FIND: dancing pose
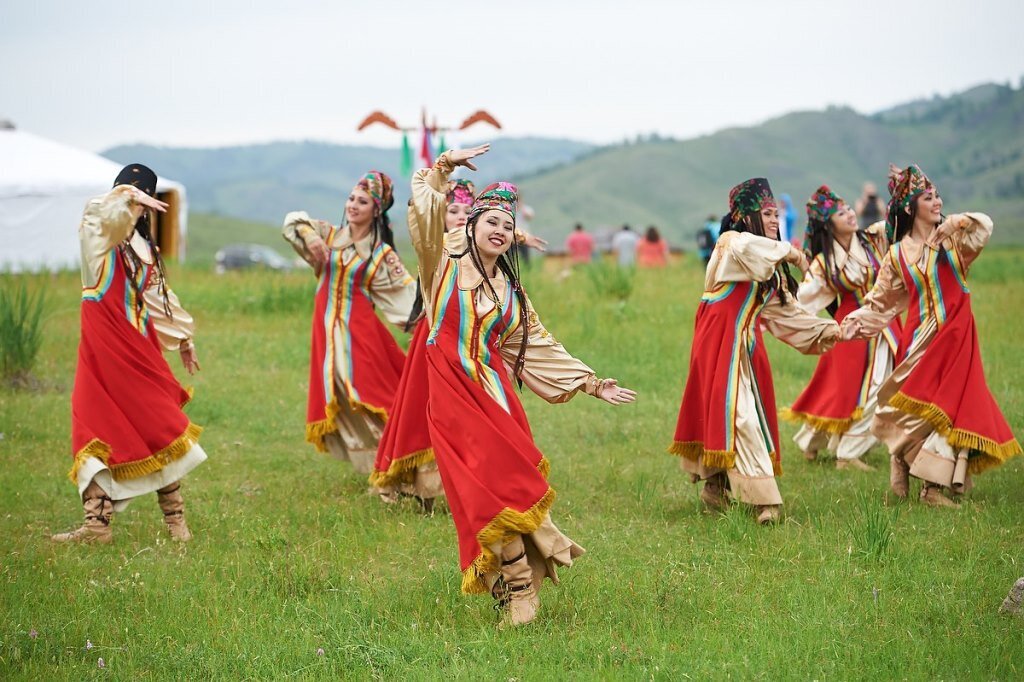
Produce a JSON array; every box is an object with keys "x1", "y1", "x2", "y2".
[
  {"x1": 53, "y1": 164, "x2": 204, "y2": 544},
  {"x1": 370, "y1": 179, "x2": 547, "y2": 510},
  {"x1": 669, "y1": 178, "x2": 839, "y2": 524},
  {"x1": 410, "y1": 146, "x2": 635, "y2": 626},
  {"x1": 283, "y1": 171, "x2": 417, "y2": 473},
  {"x1": 782, "y1": 186, "x2": 902, "y2": 471},
  {"x1": 842, "y1": 165, "x2": 1021, "y2": 505}
]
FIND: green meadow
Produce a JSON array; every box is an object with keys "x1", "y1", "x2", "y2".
[{"x1": 1, "y1": 242, "x2": 1022, "y2": 679}]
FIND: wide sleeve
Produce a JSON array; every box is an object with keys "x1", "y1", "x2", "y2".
[
  {"x1": 951, "y1": 212, "x2": 993, "y2": 272},
  {"x1": 282, "y1": 211, "x2": 332, "y2": 268},
  {"x1": 408, "y1": 154, "x2": 454, "y2": 302},
  {"x1": 143, "y1": 277, "x2": 196, "y2": 352},
  {"x1": 713, "y1": 231, "x2": 797, "y2": 283},
  {"x1": 80, "y1": 185, "x2": 138, "y2": 252},
  {"x1": 368, "y1": 246, "x2": 418, "y2": 328},
  {"x1": 843, "y1": 248, "x2": 909, "y2": 339},
  {"x1": 500, "y1": 297, "x2": 604, "y2": 404},
  {"x1": 761, "y1": 292, "x2": 840, "y2": 355},
  {"x1": 795, "y1": 256, "x2": 836, "y2": 316}
]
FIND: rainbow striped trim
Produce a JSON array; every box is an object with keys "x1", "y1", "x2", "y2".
[
  {"x1": 427, "y1": 259, "x2": 458, "y2": 346},
  {"x1": 701, "y1": 283, "x2": 737, "y2": 304},
  {"x1": 81, "y1": 250, "x2": 116, "y2": 302},
  {"x1": 723, "y1": 285, "x2": 759, "y2": 451}
]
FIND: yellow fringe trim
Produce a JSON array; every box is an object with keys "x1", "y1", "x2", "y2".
[
  {"x1": 667, "y1": 441, "x2": 737, "y2": 470},
  {"x1": 537, "y1": 456, "x2": 551, "y2": 479},
  {"x1": 888, "y1": 392, "x2": 1022, "y2": 474},
  {"x1": 368, "y1": 447, "x2": 435, "y2": 488},
  {"x1": 182, "y1": 385, "x2": 195, "y2": 407},
  {"x1": 305, "y1": 399, "x2": 343, "y2": 453},
  {"x1": 779, "y1": 406, "x2": 863, "y2": 435},
  {"x1": 460, "y1": 487, "x2": 556, "y2": 595},
  {"x1": 68, "y1": 422, "x2": 203, "y2": 485}
]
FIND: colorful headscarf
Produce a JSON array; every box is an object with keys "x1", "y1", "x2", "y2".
[
  {"x1": 469, "y1": 181, "x2": 517, "y2": 224},
  {"x1": 446, "y1": 178, "x2": 476, "y2": 207},
  {"x1": 354, "y1": 170, "x2": 394, "y2": 212},
  {"x1": 728, "y1": 177, "x2": 776, "y2": 222},
  {"x1": 803, "y1": 185, "x2": 844, "y2": 251},
  {"x1": 885, "y1": 163, "x2": 934, "y2": 240}
]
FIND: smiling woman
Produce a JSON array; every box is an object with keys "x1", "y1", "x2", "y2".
[{"x1": 409, "y1": 145, "x2": 636, "y2": 627}]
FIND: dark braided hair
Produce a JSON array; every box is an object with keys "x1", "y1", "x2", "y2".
[
  {"x1": 805, "y1": 216, "x2": 874, "y2": 318},
  {"x1": 720, "y1": 211, "x2": 799, "y2": 305},
  {"x1": 462, "y1": 214, "x2": 530, "y2": 387},
  {"x1": 121, "y1": 210, "x2": 173, "y2": 320}
]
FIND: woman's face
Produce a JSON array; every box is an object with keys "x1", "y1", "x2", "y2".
[
  {"x1": 445, "y1": 202, "x2": 472, "y2": 232},
  {"x1": 760, "y1": 204, "x2": 780, "y2": 239},
  {"x1": 345, "y1": 188, "x2": 376, "y2": 228},
  {"x1": 830, "y1": 202, "x2": 859, "y2": 238},
  {"x1": 914, "y1": 189, "x2": 943, "y2": 227},
  {"x1": 473, "y1": 209, "x2": 515, "y2": 260}
]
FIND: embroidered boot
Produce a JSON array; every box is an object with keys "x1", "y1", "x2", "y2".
[
  {"x1": 157, "y1": 482, "x2": 193, "y2": 541},
  {"x1": 836, "y1": 458, "x2": 876, "y2": 472},
  {"x1": 699, "y1": 473, "x2": 730, "y2": 512},
  {"x1": 51, "y1": 481, "x2": 113, "y2": 544},
  {"x1": 498, "y1": 535, "x2": 539, "y2": 628},
  {"x1": 890, "y1": 456, "x2": 910, "y2": 499}
]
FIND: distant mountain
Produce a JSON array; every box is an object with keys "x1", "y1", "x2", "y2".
[
  {"x1": 518, "y1": 82, "x2": 1024, "y2": 245},
  {"x1": 103, "y1": 137, "x2": 595, "y2": 225}
]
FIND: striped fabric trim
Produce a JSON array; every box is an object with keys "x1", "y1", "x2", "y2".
[{"x1": 82, "y1": 250, "x2": 116, "y2": 302}]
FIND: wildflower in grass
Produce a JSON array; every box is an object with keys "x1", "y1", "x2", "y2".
[
  {"x1": 98, "y1": 657, "x2": 105, "y2": 668},
  {"x1": 86, "y1": 639, "x2": 94, "y2": 650},
  {"x1": 317, "y1": 647, "x2": 325, "y2": 657},
  {"x1": 29, "y1": 629, "x2": 38, "y2": 639}
]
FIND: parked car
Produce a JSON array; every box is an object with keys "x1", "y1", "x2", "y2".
[{"x1": 214, "y1": 244, "x2": 293, "y2": 274}]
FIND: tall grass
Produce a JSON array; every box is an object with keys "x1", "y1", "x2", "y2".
[
  {"x1": 0, "y1": 280, "x2": 46, "y2": 387},
  {"x1": 584, "y1": 261, "x2": 635, "y2": 302}
]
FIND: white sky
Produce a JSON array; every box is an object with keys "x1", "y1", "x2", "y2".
[{"x1": 2, "y1": 0, "x2": 1022, "y2": 151}]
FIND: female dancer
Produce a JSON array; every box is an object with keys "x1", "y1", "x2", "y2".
[
  {"x1": 782, "y1": 186, "x2": 901, "y2": 471},
  {"x1": 53, "y1": 164, "x2": 204, "y2": 544},
  {"x1": 669, "y1": 178, "x2": 840, "y2": 525},
  {"x1": 283, "y1": 171, "x2": 418, "y2": 473},
  {"x1": 410, "y1": 145, "x2": 636, "y2": 626},
  {"x1": 842, "y1": 165, "x2": 1021, "y2": 505},
  {"x1": 370, "y1": 180, "x2": 546, "y2": 510}
]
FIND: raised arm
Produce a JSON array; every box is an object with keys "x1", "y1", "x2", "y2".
[
  {"x1": 927, "y1": 212, "x2": 993, "y2": 272},
  {"x1": 367, "y1": 244, "x2": 418, "y2": 329},
  {"x1": 795, "y1": 256, "x2": 837, "y2": 316},
  {"x1": 282, "y1": 211, "x2": 332, "y2": 272},
  {"x1": 713, "y1": 231, "x2": 807, "y2": 283},
  {"x1": 500, "y1": 296, "x2": 636, "y2": 405}
]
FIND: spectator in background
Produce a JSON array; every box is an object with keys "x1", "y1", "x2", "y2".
[
  {"x1": 778, "y1": 194, "x2": 800, "y2": 246},
  {"x1": 855, "y1": 182, "x2": 886, "y2": 229},
  {"x1": 610, "y1": 223, "x2": 640, "y2": 267},
  {"x1": 637, "y1": 225, "x2": 669, "y2": 267},
  {"x1": 515, "y1": 203, "x2": 536, "y2": 264},
  {"x1": 565, "y1": 222, "x2": 595, "y2": 265},
  {"x1": 696, "y1": 214, "x2": 719, "y2": 265}
]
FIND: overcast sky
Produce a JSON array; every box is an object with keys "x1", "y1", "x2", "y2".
[{"x1": 2, "y1": 0, "x2": 1022, "y2": 152}]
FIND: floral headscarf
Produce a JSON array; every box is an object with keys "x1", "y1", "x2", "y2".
[
  {"x1": 469, "y1": 181, "x2": 517, "y2": 224},
  {"x1": 885, "y1": 163, "x2": 934, "y2": 240},
  {"x1": 728, "y1": 177, "x2": 776, "y2": 222},
  {"x1": 354, "y1": 170, "x2": 394, "y2": 212},
  {"x1": 446, "y1": 178, "x2": 476, "y2": 207}
]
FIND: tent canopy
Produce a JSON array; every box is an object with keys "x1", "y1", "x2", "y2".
[{"x1": 0, "y1": 129, "x2": 188, "y2": 272}]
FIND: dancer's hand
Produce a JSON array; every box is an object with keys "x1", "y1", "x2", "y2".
[
  {"x1": 598, "y1": 378, "x2": 637, "y2": 406},
  {"x1": 128, "y1": 186, "x2": 169, "y2": 213},
  {"x1": 785, "y1": 245, "x2": 809, "y2": 274},
  {"x1": 840, "y1": 317, "x2": 861, "y2": 341},
  {"x1": 449, "y1": 144, "x2": 491, "y2": 171},
  {"x1": 306, "y1": 235, "x2": 330, "y2": 271},
  {"x1": 926, "y1": 214, "x2": 967, "y2": 249},
  {"x1": 522, "y1": 232, "x2": 548, "y2": 252},
  {"x1": 181, "y1": 344, "x2": 201, "y2": 375}
]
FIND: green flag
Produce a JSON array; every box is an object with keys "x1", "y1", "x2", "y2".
[{"x1": 400, "y1": 132, "x2": 413, "y2": 178}]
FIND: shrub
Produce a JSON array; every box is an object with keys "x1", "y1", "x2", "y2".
[{"x1": 0, "y1": 281, "x2": 46, "y2": 387}]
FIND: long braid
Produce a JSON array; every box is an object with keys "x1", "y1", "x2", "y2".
[{"x1": 122, "y1": 213, "x2": 173, "y2": 320}]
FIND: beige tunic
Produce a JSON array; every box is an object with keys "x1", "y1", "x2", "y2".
[
  {"x1": 283, "y1": 212, "x2": 418, "y2": 473},
  {"x1": 76, "y1": 187, "x2": 206, "y2": 508},
  {"x1": 681, "y1": 231, "x2": 839, "y2": 506},
  {"x1": 844, "y1": 213, "x2": 993, "y2": 490},
  {"x1": 410, "y1": 157, "x2": 609, "y2": 584},
  {"x1": 791, "y1": 226, "x2": 895, "y2": 460}
]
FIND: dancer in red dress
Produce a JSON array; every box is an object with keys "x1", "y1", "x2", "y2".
[
  {"x1": 669, "y1": 178, "x2": 840, "y2": 525},
  {"x1": 842, "y1": 165, "x2": 1021, "y2": 505},
  {"x1": 409, "y1": 145, "x2": 636, "y2": 626},
  {"x1": 283, "y1": 171, "x2": 418, "y2": 473},
  {"x1": 782, "y1": 186, "x2": 902, "y2": 471},
  {"x1": 52, "y1": 164, "x2": 204, "y2": 544}
]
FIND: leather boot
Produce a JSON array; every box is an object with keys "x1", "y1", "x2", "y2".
[
  {"x1": 755, "y1": 505, "x2": 781, "y2": 525},
  {"x1": 51, "y1": 481, "x2": 113, "y2": 544},
  {"x1": 919, "y1": 484, "x2": 958, "y2": 509},
  {"x1": 498, "y1": 535, "x2": 539, "y2": 627},
  {"x1": 890, "y1": 456, "x2": 909, "y2": 499},
  {"x1": 157, "y1": 482, "x2": 192, "y2": 541},
  {"x1": 837, "y1": 458, "x2": 876, "y2": 472},
  {"x1": 699, "y1": 473, "x2": 730, "y2": 512}
]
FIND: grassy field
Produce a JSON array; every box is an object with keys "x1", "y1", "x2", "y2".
[{"x1": 1, "y1": 247, "x2": 1022, "y2": 679}]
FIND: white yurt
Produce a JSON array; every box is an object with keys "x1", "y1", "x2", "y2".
[{"x1": 0, "y1": 123, "x2": 188, "y2": 272}]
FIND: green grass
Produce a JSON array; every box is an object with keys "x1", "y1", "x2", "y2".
[{"x1": 1, "y1": 249, "x2": 1022, "y2": 679}]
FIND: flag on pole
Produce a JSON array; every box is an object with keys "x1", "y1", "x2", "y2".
[
  {"x1": 436, "y1": 133, "x2": 446, "y2": 159},
  {"x1": 400, "y1": 132, "x2": 413, "y2": 178},
  {"x1": 420, "y1": 126, "x2": 433, "y2": 167}
]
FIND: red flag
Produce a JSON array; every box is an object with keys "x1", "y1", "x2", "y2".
[{"x1": 420, "y1": 126, "x2": 433, "y2": 168}]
